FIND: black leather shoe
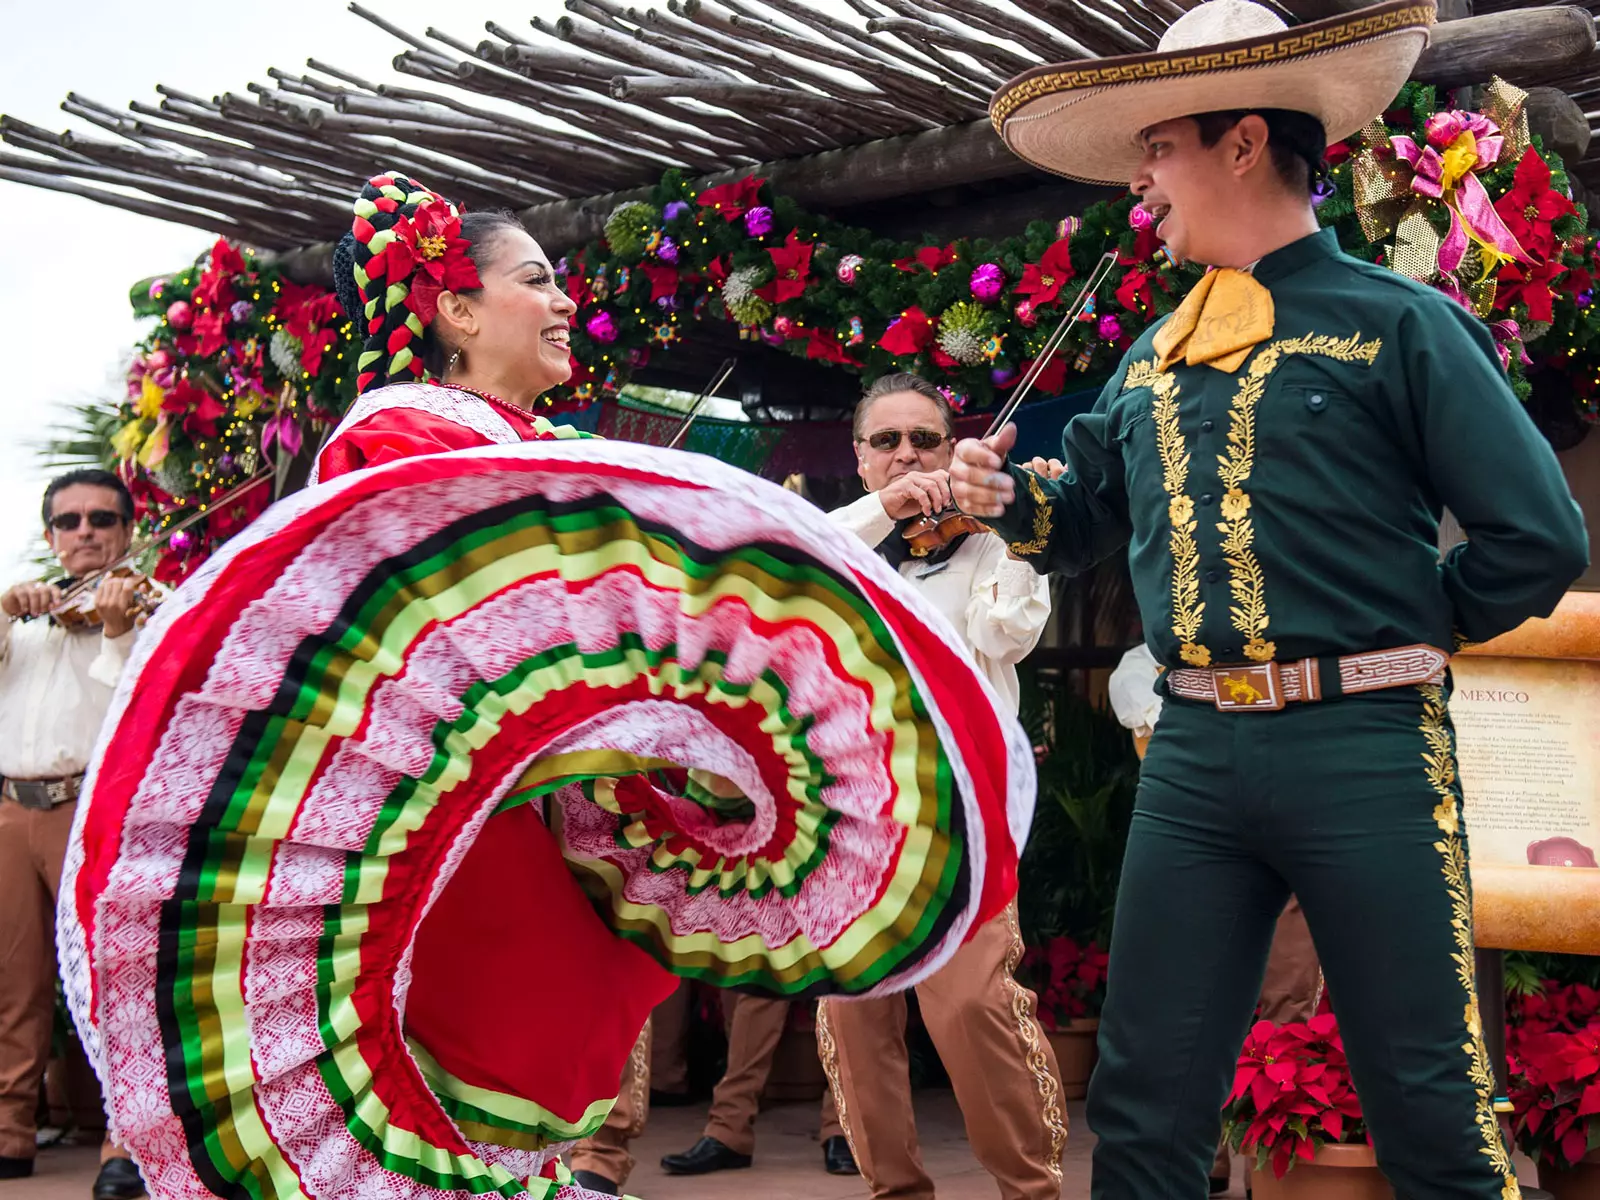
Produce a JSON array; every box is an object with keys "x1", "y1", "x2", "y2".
[
  {"x1": 570, "y1": 1169, "x2": 618, "y2": 1195},
  {"x1": 659, "y1": 1136, "x2": 752, "y2": 1175},
  {"x1": 0, "y1": 1157, "x2": 34, "y2": 1180},
  {"x1": 822, "y1": 1136, "x2": 858, "y2": 1176},
  {"x1": 1208, "y1": 1177, "x2": 1229, "y2": 1196},
  {"x1": 93, "y1": 1158, "x2": 147, "y2": 1200}
]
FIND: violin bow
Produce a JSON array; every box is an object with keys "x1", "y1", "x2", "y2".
[
  {"x1": 55, "y1": 470, "x2": 276, "y2": 605},
  {"x1": 665, "y1": 357, "x2": 738, "y2": 450},
  {"x1": 982, "y1": 250, "x2": 1119, "y2": 441}
]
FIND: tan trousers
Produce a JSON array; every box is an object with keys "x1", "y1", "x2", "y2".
[
  {"x1": 0, "y1": 799, "x2": 127, "y2": 1163},
  {"x1": 568, "y1": 1020, "x2": 653, "y2": 1186},
  {"x1": 1211, "y1": 895, "x2": 1322, "y2": 1179},
  {"x1": 650, "y1": 980, "x2": 692, "y2": 1098},
  {"x1": 703, "y1": 994, "x2": 841, "y2": 1155},
  {"x1": 819, "y1": 906, "x2": 1067, "y2": 1200}
]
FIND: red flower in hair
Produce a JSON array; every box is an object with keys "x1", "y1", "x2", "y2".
[
  {"x1": 1015, "y1": 240, "x2": 1076, "y2": 306},
  {"x1": 367, "y1": 200, "x2": 482, "y2": 325}
]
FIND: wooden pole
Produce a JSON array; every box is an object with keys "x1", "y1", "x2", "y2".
[{"x1": 1413, "y1": 6, "x2": 1595, "y2": 90}]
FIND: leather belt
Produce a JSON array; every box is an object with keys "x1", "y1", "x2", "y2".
[
  {"x1": 2, "y1": 774, "x2": 84, "y2": 809},
  {"x1": 1166, "y1": 644, "x2": 1449, "y2": 713}
]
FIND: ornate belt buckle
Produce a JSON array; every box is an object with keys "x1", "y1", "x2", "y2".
[{"x1": 1211, "y1": 665, "x2": 1284, "y2": 712}]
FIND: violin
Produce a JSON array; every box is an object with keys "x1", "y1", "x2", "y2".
[
  {"x1": 901, "y1": 508, "x2": 989, "y2": 556},
  {"x1": 901, "y1": 250, "x2": 1120, "y2": 554},
  {"x1": 50, "y1": 567, "x2": 164, "y2": 631}
]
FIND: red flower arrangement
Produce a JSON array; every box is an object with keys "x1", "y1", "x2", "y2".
[
  {"x1": 1508, "y1": 982, "x2": 1600, "y2": 1170},
  {"x1": 1023, "y1": 935, "x2": 1108, "y2": 1030},
  {"x1": 1221, "y1": 1014, "x2": 1368, "y2": 1180}
]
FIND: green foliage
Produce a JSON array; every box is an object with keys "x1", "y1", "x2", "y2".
[{"x1": 1015, "y1": 666, "x2": 1140, "y2": 950}]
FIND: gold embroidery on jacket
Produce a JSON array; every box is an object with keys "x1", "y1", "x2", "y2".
[
  {"x1": 1214, "y1": 333, "x2": 1385, "y2": 664},
  {"x1": 1418, "y1": 684, "x2": 1521, "y2": 1199},
  {"x1": 1007, "y1": 471, "x2": 1055, "y2": 557},
  {"x1": 1138, "y1": 366, "x2": 1209, "y2": 667}
]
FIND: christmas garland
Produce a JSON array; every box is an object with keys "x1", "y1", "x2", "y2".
[
  {"x1": 117, "y1": 239, "x2": 354, "y2": 582},
  {"x1": 105, "y1": 78, "x2": 1600, "y2": 581}
]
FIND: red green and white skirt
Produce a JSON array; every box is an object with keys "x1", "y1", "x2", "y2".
[{"x1": 58, "y1": 440, "x2": 1032, "y2": 1200}]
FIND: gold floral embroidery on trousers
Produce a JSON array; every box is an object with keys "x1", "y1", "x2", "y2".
[
  {"x1": 1418, "y1": 684, "x2": 1522, "y2": 1199},
  {"x1": 815, "y1": 1000, "x2": 861, "y2": 1164},
  {"x1": 1003, "y1": 903, "x2": 1068, "y2": 1181}
]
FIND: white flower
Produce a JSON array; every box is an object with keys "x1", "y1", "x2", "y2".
[{"x1": 269, "y1": 328, "x2": 303, "y2": 377}]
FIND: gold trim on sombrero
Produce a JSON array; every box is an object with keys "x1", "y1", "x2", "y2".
[{"x1": 991, "y1": 1, "x2": 1435, "y2": 129}]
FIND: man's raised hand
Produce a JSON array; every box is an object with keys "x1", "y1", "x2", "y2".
[{"x1": 951, "y1": 425, "x2": 1018, "y2": 518}]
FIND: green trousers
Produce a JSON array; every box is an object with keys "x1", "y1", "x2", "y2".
[{"x1": 1087, "y1": 684, "x2": 1520, "y2": 1199}]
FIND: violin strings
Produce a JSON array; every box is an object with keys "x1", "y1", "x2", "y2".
[
  {"x1": 983, "y1": 250, "x2": 1119, "y2": 442},
  {"x1": 666, "y1": 357, "x2": 738, "y2": 450}
]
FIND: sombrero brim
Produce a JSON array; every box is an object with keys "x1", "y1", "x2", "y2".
[{"x1": 991, "y1": 0, "x2": 1434, "y2": 184}]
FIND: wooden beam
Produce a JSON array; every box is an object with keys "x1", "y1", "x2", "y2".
[
  {"x1": 1527, "y1": 84, "x2": 1592, "y2": 164},
  {"x1": 268, "y1": 116, "x2": 1029, "y2": 284},
  {"x1": 1413, "y1": 7, "x2": 1596, "y2": 89}
]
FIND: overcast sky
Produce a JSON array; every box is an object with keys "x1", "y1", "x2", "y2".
[{"x1": 0, "y1": 0, "x2": 773, "y2": 580}]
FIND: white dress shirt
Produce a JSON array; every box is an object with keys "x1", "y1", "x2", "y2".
[
  {"x1": 0, "y1": 615, "x2": 133, "y2": 779},
  {"x1": 829, "y1": 491, "x2": 1051, "y2": 715}
]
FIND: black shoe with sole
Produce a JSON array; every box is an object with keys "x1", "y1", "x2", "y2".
[
  {"x1": 93, "y1": 1158, "x2": 147, "y2": 1200},
  {"x1": 659, "y1": 1136, "x2": 752, "y2": 1175},
  {"x1": 822, "y1": 1136, "x2": 858, "y2": 1176},
  {"x1": 0, "y1": 1157, "x2": 34, "y2": 1180},
  {"x1": 570, "y1": 1169, "x2": 618, "y2": 1195}
]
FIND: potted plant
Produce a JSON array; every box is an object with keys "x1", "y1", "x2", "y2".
[
  {"x1": 1222, "y1": 1014, "x2": 1391, "y2": 1199},
  {"x1": 1508, "y1": 980, "x2": 1600, "y2": 1197},
  {"x1": 1023, "y1": 935, "x2": 1109, "y2": 1099}
]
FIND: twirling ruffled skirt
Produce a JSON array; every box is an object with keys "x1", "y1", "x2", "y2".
[{"x1": 58, "y1": 440, "x2": 1033, "y2": 1200}]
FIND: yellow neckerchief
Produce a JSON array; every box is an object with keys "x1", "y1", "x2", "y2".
[{"x1": 1152, "y1": 266, "x2": 1275, "y2": 373}]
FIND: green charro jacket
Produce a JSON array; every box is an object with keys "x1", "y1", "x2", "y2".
[{"x1": 985, "y1": 228, "x2": 1590, "y2": 671}]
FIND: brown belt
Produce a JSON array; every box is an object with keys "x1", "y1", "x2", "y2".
[
  {"x1": 1166, "y1": 644, "x2": 1449, "y2": 712},
  {"x1": 1, "y1": 774, "x2": 84, "y2": 810}
]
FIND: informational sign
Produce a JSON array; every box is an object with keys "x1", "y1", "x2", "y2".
[{"x1": 1451, "y1": 592, "x2": 1600, "y2": 954}]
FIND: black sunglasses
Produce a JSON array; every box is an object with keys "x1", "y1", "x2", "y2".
[
  {"x1": 48, "y1": 510, "x2": 125, "y2": 532},
  {"x1": 859, "y1": 428, "x2": 948, "y2": 453}
]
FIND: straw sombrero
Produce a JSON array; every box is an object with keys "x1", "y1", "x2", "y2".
[{"x1": 991, "y1": 0, "x2": 1435, "y2": 185}]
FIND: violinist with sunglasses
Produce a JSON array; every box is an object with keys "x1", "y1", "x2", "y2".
[
  {"x1": 0, "y1": 469, "x2": 146, "y2": 1200},
  {"x1": 820, "y1": 374, "x2": 1068, "y2": 1200}
]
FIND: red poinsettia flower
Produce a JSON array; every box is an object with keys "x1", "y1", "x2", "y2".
[
  {"x1": 641, "y1": 263, "x2": 680, "y2": 302},
  {"x1": 706, "y1": 256, "x2": 730, "y2": 289},
  {"x1": 1016, "y1": 355, "x2": 1068, "y2": 397},
  {"x1": 191, "y1": 239, "x2": 247, "y2": 310},
  {"x1": 564, "y1": 270, "x2": 592, "y2": 309},
  {"x1": 1325, "y1": 140, "x2": 1353, "y2": 168},
  {"x1": 878, "y1": 306, "x2": 934, "y2": 356},
  {"x1": 1497, "y1": 255, "x2": 1566, "y2": 323},
  {"x1": 930, "y1": 347, "x2": 960, "y2": 370},
  {"x1": 163, "y1": 378, "x2": 227, "y2": 439},
  {"x1": 894, "y1": 243, "x2": 958, "y2": 273},
  {"x1": 1015, "y1": 240, "x2": 1076, "y2": 306},
  {"x1": 1116, "y1": 264, "x2": 1156, "y2": 315},
  {"x1": 191, "y1": 309, "x2": 229, "y2": 358},
  {"x1": 698, "y1": 176, "x2": 766, "y2": 222},
  {"x1": 757, "y1": 232, "x2": 814, "y2": 303},
  {"x1": 803, "y1": 326, "x2": 855, "y2": 365},
  {"x1": 301, "y1": 328, "x2": 337, "y2": 375},
  {"x1": 208, "y1": 481, "x2": 270, "y2": 540},
  {"x1": 1495, "y1": 147, "x2": 1578, "y2": 262}
]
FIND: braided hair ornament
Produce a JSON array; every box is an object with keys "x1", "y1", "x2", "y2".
[{"x1": 336, "y1": 173, "x2": 483, "y2": 395}]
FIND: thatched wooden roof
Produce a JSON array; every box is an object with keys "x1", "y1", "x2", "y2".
[{"x1": 2, "y1": 0, "x2": 1598, "y2": 262}]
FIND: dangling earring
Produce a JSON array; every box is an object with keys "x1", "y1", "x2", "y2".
[{"x1": 446, "y1": 346, "x2": 463, "y2": 377}]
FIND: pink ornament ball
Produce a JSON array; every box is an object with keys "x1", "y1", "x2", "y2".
[
  {"x1": 586, "y1": 312, "x2": 619, "y2": 344},
  {"x1": 1015, "y1": 299, "x2": 1039, "y2": 328},
  {"x1": 837, "y1": 254, "x2": 864, "y2": 285},
  {"x1": 166, "y1": 301, "x2": 194, "y2": 330},
  {"x1": 1097, "y1": 314, "x2": 1123, "y2": 341},
  {"x1": 168, "y1": 529, "x2": 196, "y2": 555},
  {"x1": 970, "y1": 263, "x2": 1004, "y2": 303},
  {"x1": 744, "y1": 206, "x2": 775, "y2": 237},
  {"x1": 1128, "y1": 205, "x2": 1153, "y2": 232},
  {"x1": 773, "y1": 315, "x2": 796, "y2": 337}
]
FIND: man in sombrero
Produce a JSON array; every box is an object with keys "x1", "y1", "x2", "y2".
[{"x1": 953, "y1": 0, "x2": 1588, "y2": 1195}]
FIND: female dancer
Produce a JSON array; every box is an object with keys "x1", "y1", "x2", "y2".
[{"x1": 59, "y1": 173, "x2": 1035, "y2": 1200}]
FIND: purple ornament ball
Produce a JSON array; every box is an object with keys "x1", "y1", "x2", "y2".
[
  {"x1": 586, "y1": 311, "x2": 619, "y2": 344},
  {"x1": 657, "y1": 236, "x2": 680, "y2": 264},
  {"x1": 1097, "y1": 314, "x2": 1123, "y2": 341},
  {"x1": 1580, "y1": 290, "x2": 1595, "y2": 307},
  {"x1": 229, "y1": 300, "x2": 254, "y2": 323},
  {"x1": 169, "y1": 529, "x2": 196, "y2": 556},
  {"x1": 991, "y1": 365, "x2": 1018, "y2": 386},
  {"x1": 744, "y1": 206, "x2": 775, "y2": 237},
  {"x1": 663, "y1": 200, "x2": 691, "y2": 222},
  {"x1": 970, "y1": 263, "x2": 1004, "y2": 303}
]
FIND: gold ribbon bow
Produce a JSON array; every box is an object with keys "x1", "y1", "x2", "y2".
[{"x1": 1153, "y1": 268, "x2": 1276, "y2": 373}]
